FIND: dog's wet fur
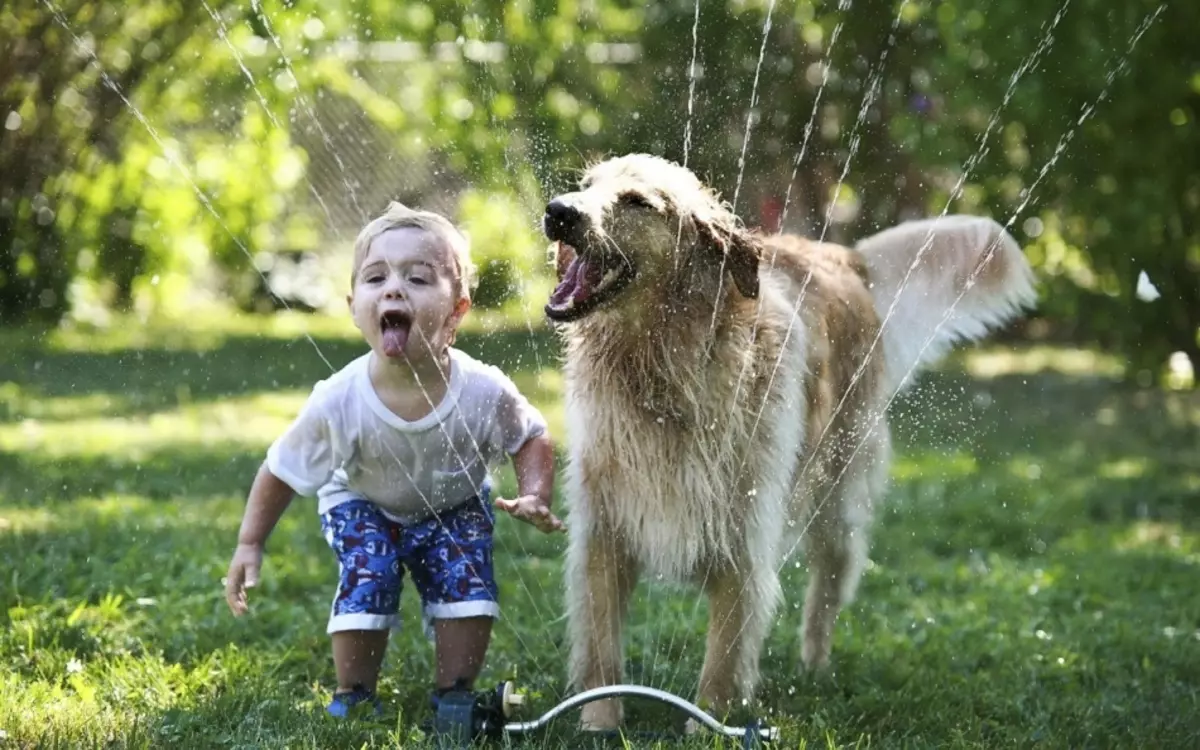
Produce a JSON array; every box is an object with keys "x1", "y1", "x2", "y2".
[{"x1": 543, "y1": 153, "x2": 1037, "y2": 729}]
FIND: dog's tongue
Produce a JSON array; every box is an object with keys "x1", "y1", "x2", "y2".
[
  {"x1": 549, "y1": 249, "x2": 604, "y2": 308},
  {"x1": 382, "y1": 322, "x2": 409, "y2": 358}
]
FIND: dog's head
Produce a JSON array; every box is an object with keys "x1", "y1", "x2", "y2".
[{"x1": 542, "y1": 154, "x2": 761, "y2": 323}]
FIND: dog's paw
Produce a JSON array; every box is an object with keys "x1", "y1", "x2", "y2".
[{"x1": 579, "y1": 698, "x2": 622, "y2": 732}]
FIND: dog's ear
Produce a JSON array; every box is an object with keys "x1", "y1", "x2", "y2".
[
  {"x1": 697, "y1": 220, "x2": 761, "y2": 299},
  {"x1": 726, "y1": 230, "x2": 761, "y2": 299}
]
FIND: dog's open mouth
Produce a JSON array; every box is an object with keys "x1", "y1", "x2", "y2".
[
  {"x1": 379, "y1": 310, "x2": 412, "y2": 357},
  {"x1": 545, "y1": 242, "x2": 635, "y2": 322}
]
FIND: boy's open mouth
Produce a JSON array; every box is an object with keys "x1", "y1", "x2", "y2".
[{"x1": 379, "y1": 310, "x2": 412, "y2": 358}]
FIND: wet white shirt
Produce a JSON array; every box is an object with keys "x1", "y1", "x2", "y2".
[{"x1": 266, "y1": 347, "x2": 547, "y2": 524}]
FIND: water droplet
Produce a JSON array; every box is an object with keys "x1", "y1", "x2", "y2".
[{"x1": 1136, "y1": 270, "x2": 1161, "y2": 302}]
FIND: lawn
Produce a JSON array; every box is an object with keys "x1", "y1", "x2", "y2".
[{"x1": 1, "y1": 309, "x2": 1198, "y2": 749}]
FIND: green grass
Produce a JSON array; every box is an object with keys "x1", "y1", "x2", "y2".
[{"x1": 2, "y1": 308, "x2": 1199, "y2": 748}]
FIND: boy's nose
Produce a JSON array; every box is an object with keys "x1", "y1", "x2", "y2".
[{"x1": 381, "y1": 275, "x2": 405, "y2": 297}]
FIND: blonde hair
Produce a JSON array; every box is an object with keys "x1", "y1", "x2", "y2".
[{"x1": 351, "y1": 201, "x2": 478, "y2": 302}]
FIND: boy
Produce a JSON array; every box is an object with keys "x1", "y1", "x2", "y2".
[{"x1": 223, "y1": 202, "x2": 562, "y2": 718}]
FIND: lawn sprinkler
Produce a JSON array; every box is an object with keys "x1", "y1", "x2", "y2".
[{"x1": 431, "y1": 681, "x2": 779, "y2": 748}]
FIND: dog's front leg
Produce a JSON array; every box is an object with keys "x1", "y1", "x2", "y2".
[
  {"x1": 696, "y1": 564, "x2": 779, "y2": 718},
  {"x1": 565, "y1": 523, "x2": 639, "y2": 730}
]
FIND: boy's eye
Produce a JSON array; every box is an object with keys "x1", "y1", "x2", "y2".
[
  {"x1": 364, "y1": 274, "x2": 384, "y2": 284},
  {"x1": 409, "y1": 275, "x2": 430, "y2": 285}
]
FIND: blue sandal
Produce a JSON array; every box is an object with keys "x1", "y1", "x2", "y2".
[{"x1": 326, "y1": 685, "x2": 383, "y2": 718}]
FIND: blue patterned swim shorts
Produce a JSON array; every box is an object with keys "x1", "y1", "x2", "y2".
[{"x1": 319, "y1": 493, "x2": 499, "y2": 638}]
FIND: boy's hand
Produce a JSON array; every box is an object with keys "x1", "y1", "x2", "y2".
[
  {"x1": 224, "y1": 543, "x2": 263, "y2": 616},
  {"x1": 494, "y1": 494, "x2": 565, "y2": 534}
]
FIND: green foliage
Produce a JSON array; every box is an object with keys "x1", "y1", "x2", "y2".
[
  {"x1": 896, "y1": 0, "x2": 1199, "y2": 378},
  {"x1": 2, "y1": 0, "x2": 1196, "y2": 383},
  {"x1": 1, "y1": 317, "x2": 1199, "y2": 746},
  {"x1": 0, "y1": 0, "x2": 236, "y2": 322},
  {"x1": 457, "y1": 188, "x2": 547, "y2": 309}
]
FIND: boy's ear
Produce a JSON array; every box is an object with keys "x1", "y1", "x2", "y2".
[
  {"x1": 446, "y1": 296, "x2": 471, "y2": 345},
  {"x1": 448, "y1": 295, "x2": 470, "y2": 336},
  {"x1": 453, "y1": 296, "x2": 471, "y2": 321}
]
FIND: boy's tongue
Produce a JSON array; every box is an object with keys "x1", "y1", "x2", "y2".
[{"x1": 381, "y1": 320, "x2": 410, "y2": 358}]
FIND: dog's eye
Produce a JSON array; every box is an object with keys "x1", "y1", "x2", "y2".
[{"x1": 618, "y1": 192, "x2": 655, "y2": 210}]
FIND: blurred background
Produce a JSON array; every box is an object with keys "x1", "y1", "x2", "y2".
[
  {"x1": 2, "y1": 1, "x2": 1198, "y2": 747},
  {"x1": 2, "y1": 0, "x2": 1196, "y2": 383}
]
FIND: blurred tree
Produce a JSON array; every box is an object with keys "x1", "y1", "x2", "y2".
[
  {"x1": 896, "y1": 0, "x2": 1197, "y2": 379},
  {"x1": 2, "y1": 0, "x2": 1194, "y2": 385},
  {"x1": 0, "y1": 0, "x2": 232, "y2": 323}
]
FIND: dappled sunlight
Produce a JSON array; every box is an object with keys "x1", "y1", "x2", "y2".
[
  {"x1": 1097, "y1": 457, "x2": 1150, "y2": 480},
  {"x1": 0, "y1": 383, "x2": 128, "y2": 423},
  {"x1": 1113, "y1": 521, "x2": 1196, "y2": 558},
  {"x1": 1007, "y1": 455, "x2": 1047, "y2": 481},
  {"x1": 0, "y1": 390, "x2": 308, "y2": 459},
  {"x1": 0, "y1": 302, "x2": 556, "y2": 360},
  {"x1": 7, "y1": 306, "x2": 362, "y2": 355},
  {"x1": 0, "y1": 493, "x2": 243, "y2": 536},
  {"x1": 891, "y1": 448, "x2": 978, "y2": 483},
  {"x1": 960, "y1": 345, "x2": 1125, "y2": 380}
]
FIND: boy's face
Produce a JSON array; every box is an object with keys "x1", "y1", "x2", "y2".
[{"x1": 348, "y1": 227, "x2": 469, "y2": 364}]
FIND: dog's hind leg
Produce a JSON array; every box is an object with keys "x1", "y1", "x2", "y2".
[
  {"x1": 799, "y1": 466, "x2": 878, "y2": 671},
  {"x1": 566, "y1": 524, "x2": 639, "y2": 730},
  {"x1": 696, "y1": 562, "x2": 781, "y2": 716}
]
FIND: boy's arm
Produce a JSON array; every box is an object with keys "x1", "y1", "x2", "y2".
[
  {"x1": 225, "y1": 462, "x2": 296, "y2": 615},
  {"x1": 236, "y1": 462, "x2": 297, "y2": 546},
  {"x1": 495, "y1": 433, "x2": 563, "y2": 533},
  {"x1": 513, "y1": 433, "x2": 554, "y2": 504}
]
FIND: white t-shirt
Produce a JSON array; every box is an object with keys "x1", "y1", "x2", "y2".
[{"x1": 266, "y1": 348, "x2": 547, "y2": 524}]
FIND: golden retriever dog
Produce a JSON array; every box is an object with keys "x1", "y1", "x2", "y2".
[{"x1": 541, "y1": 153, "x2": 1036, "y2": 729}]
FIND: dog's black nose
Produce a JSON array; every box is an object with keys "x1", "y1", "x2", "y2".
[{"x1": 543, "y1": 198, "x2": 583, "y2": 242}]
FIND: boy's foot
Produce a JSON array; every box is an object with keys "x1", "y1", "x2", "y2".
[
  {"x1": 421, "y1": 681, "x2": 470, "y2": 733},
  {"x1": 419, "y1": 686, "x2": 449, "y2": 732},
  {"x1": 326, "y1": 685, "x2": 382, "y2": 718}
]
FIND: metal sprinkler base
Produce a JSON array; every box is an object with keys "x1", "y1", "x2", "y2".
[{"x1": 431, "y1": 681, "x2": 778, "y2": 748}]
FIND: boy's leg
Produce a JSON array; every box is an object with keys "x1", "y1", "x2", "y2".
[
  {"x1": 332, "y1": 630, "x2": 391, "y2": 694},
  {"x1": 433, "y1": 616, "x2": 493, "y2": 690},
  {"x1": 406, "y1": 497, "x2": 501, "y2": 692},
  {"x1": 320, "y1": 499, "x2": 405, "y2": 699}
]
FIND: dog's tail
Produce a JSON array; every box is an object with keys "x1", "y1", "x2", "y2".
[{"x1": 854, "y1": 215, "x2": 1038, "y2": 395}]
